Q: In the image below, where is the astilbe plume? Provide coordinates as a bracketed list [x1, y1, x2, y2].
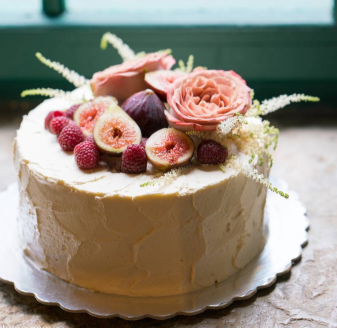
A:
[140, 166, 189, 187]
[100, 32, 136, 62]
[176, 55, 194, 73]
[35, 52, 88, 87]
[246, 94, 320, 117]
[21, 88, 81, 103]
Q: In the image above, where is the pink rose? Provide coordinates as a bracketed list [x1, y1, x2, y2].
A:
[91, 52, 175, 103]
[165, 70, 252, 131]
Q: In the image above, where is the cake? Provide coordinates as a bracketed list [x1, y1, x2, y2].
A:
[14, 33, 318, 297]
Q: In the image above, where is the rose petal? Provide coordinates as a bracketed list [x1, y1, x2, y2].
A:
[166, 69, 251, 131]
[91, 52, 175, 103]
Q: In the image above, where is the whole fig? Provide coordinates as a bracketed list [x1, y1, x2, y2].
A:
[121, 89, 168, 138]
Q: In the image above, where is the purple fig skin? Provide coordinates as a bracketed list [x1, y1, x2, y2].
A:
[121, 89, 168, 138]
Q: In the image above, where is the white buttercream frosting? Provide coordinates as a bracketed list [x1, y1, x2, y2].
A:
[14, 87, 269, 297]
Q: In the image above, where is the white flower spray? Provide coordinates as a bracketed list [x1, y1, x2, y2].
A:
[247, 94, 319, 117]
[35, 52, 88, 87]
[100, 32, 136, 62]
[140, 166, 189, 187]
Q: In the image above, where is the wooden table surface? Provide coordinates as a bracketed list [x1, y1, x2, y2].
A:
[0, 116, 336, 328]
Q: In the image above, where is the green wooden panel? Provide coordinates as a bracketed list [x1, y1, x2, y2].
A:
[0, 26, 337, 102]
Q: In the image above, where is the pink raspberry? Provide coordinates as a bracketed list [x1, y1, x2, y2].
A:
[49, 116, 71, 135]
[64, 104, 81, 120]
[197, 140, 228, 165]
[58, 124, 85, 151]
[121, 144, 147, 174]
[140, 137, 148, 148]
[74, 141, 100, 170]
[85, 135, 96, 145]
[44, 110, 64, 130]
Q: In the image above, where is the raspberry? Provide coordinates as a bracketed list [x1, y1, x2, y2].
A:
[58, 124, 85, 151]
[64, 104, 81, 120]
[197, 140, 228, 165]
[140, 137, 148, 148]
[121, 144, 147, 174]
[49, 116, 71, 135]
[44, 110, 64, 130]
[85, 135, 96, 145]
[74, 141, 100, 170]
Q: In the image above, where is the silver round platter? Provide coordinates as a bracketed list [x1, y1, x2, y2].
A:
[0, 178, 308, 320]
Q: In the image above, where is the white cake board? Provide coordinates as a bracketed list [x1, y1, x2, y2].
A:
[0, 179, 308, 320]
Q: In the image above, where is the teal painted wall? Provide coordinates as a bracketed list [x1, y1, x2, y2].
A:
[0, 26, 337, 102]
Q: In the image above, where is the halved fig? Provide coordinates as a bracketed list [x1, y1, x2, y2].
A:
[93, 105, 142, 156]
[74, 96, 117, 136]
[144, 70, 184, 101]
[145, 128, 194, 171]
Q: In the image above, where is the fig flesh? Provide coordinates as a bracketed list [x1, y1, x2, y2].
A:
[121, 89, 168, 138]
[144, 70, 184, 101]
[93, 105, 142, 156]
[74, 96, 117, 136]
[145, 128, 194, 171]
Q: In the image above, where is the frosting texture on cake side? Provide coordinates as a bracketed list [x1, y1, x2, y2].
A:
[14, 94, 269, 297]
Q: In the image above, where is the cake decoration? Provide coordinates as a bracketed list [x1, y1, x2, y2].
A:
[144, 70, 185, 101]
[21, 32, 319, 199]
[121, 89, 168, 137]
[120, 144, 148, 174]
[64, 103, 81, 119]
[74, 140, 100, 170]
[92, 33, 175, 103]
[49, 116, 71, 135]
[44, 110, 64, 130]
[197, 140, 229, 165]
[145, 128, 195, 171]
[165, 69, 252, 131]
[74, 96, 117, 136]
[58, 124, 85, 151]
[92, 105, 142, 156]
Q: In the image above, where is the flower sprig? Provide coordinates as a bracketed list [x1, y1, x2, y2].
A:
[20, 88, 82, 103]
[100, 32, 173, 64]
[21, 88, 67, 98]
[140, 166, 188, 187]
[241, 163, 289, 198]
[35, 53, 88, 88]
[247, 94, 319, 117]
[100, 32, 136, 62]
[187, 113, 248, 148]
[225, 157, 288, 198]
[157, 49, 173, 56]
[219, 163, 226, 173]
[233, 119, 279, 168]
[176, 55, 194, 73]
